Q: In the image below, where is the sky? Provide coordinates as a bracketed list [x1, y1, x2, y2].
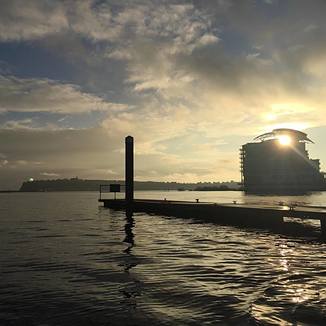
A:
[1, 0, 326, 189]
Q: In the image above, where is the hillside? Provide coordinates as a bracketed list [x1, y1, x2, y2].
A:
[19, 178, 241, 192]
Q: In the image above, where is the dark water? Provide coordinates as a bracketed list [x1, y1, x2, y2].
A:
[1, 191, 326, 325]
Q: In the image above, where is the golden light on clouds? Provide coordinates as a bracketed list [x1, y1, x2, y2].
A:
[263, 102, 315, 132]
[267, 122, 310, 133]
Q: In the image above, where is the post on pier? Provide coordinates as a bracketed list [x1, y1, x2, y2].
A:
[321, 218, 326, 240]
[125, 136, 134, 210]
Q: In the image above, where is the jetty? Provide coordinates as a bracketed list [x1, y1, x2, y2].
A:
[99, 198, 326, 239]
[99, 136, 326, 240]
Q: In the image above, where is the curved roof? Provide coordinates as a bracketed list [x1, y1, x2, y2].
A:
[254, 128, 314, 143]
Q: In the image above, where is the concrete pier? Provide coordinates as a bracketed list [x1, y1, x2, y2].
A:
[99, 198, 326, 239]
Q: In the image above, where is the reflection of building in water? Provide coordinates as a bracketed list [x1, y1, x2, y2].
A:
[240, 129, 325, 193]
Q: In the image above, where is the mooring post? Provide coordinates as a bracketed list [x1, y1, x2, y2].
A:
[321, 218, 326, 240]
[125, 136, 134, 209]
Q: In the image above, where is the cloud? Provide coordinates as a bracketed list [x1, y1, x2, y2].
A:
[40, 172, 60, 177]
[104, 1, 326, 137]
[0, 75, 126, 114]
[0, 0, 68, 41]
[106, 3, 220, 93]
[0, 127, 124, 188]
[2, 0, 326, 187]
[0, 124, 242, 189]
[0, 1, 218, 44]
[0, 0, 116, 42]
[2, 119, 35, 129]
[0, 159, 8, 167]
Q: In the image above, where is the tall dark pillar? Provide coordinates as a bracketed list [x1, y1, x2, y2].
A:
[321, 218, 326, 241]
[125, 136, 134, 207]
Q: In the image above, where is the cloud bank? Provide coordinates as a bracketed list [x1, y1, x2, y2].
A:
[2, 0, 326, 188]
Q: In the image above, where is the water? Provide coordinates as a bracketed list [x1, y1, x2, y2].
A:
[1, 191, 326, 325]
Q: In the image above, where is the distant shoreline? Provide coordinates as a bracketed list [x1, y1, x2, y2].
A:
[17, 178, 241, 192]
[1, 189, 242, 193]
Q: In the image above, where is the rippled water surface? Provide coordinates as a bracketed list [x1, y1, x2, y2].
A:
[1, 191, 326, 325]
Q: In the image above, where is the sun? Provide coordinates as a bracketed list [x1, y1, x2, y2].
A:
[278, 135, 292, 146]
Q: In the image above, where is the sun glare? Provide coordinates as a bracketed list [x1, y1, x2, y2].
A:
[278, 135, 292, 146]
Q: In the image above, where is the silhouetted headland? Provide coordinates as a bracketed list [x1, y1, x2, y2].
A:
[195, 185, 233, 191]
[19, 178, 241, 192]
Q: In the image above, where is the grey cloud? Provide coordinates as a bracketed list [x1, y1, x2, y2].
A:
[0, 159, 8, 167]
[0, 0, 68, 41]
[0, 0, 121, 41]
[0, 75, 126, 114]
[0, 124, 240, 189]
[0, 127, 120, 157]
[0, 0, 214, 42]
[0, 127, 124, 188]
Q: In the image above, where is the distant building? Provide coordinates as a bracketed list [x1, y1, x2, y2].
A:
[240, 129, 325, 193]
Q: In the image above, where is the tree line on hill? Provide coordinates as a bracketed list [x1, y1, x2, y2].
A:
[19, 178, 241, 192]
